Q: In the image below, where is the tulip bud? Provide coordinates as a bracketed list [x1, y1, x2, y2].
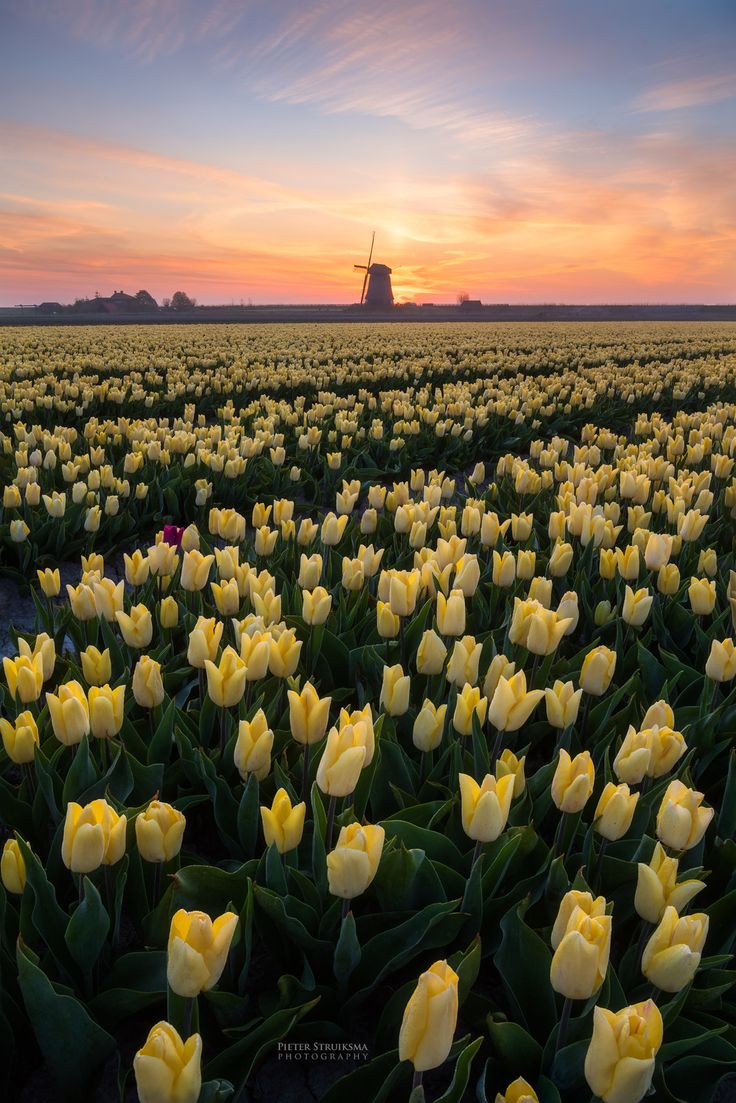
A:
[446, 635, 482, 687]
[594, 782, 639, 841]
[641, 905, 708, 993]
[398, 960, 459, 1073]
[167, 908, 238, 997]
[88, 684, 125, 739]
[551, 749, 595, 813]
[136, 800, 186, 863]
[489, 671, 543, 733]
[579, 645, 616, 696]
[132, 655, 165, 709]
[551, 890, 607, 949]
[1, 838, 26, 894]
[180, 549, 214, 592]
[584, 1000, 663, 1103]
[452, 682, 488, 736]
[62, 798, 127, 873]
[436, 588, 466, 636]
[327, 822, 384, 899]
[260, 789, 306, 854]
[613, 723, 685, 784]
[316, 713, 370, 796]
[234, 709, 274, 780]
[287, 681, 331, 745]
[459, 772, 514, 842]
[268, 628, 302, 678]
[37, 567, 61, 597]
[80, 645, 112, 686]
[622, 585, 653, 628]
[380, 663, 411, 716]
[705, 637, 736, 682]
[550, 902, 611, 1000]
[635, 842, 705, 924]
[416, 629, 447, 675]
[116, 605, 154, 649]
[205, 645, 247, 707]
[544, 679, 582, 729]
[494, 1078, 539, 1103]
[303, 586, 332, 625]
[47, 679, 90, 745]
[656, 779, 714, 851]
[187, 617, 223, 669]
[688, 576, 716, 615]
[413, 699, 447, 752]
[0, 710, 39, 763]
[3, 654, 44, 704]
[134, 1022, 201, 1103]
[495, 749, 526, 797]
[160, 595, 179, 629]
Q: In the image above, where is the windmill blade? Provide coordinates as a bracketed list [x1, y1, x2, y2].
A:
[354, 265, 368, 271]
[366, 230, 375, 269]
[360, 231, 375, 304]
[360, 269, 370, 305]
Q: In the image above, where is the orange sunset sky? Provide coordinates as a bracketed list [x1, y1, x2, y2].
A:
[1, 0, 735, 305]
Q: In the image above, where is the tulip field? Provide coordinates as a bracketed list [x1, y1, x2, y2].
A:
[1, 320, 736, 1103]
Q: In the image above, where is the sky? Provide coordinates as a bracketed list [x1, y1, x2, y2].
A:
[0, 0, 735, 305]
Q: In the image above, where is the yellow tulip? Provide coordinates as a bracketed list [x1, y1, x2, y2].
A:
[584, 1000, 663, 1103]
[551, 890, 607, 949]
[287, 681, 331, 745]
[492, 550, 516, 587]
[657, 563, 680, 595]
[380, 663, 411, 716]
[622, 585, 653, 628]
[124, 549, 150, 587]
[416, 629, 447, 675]
[268, 628, 302, 678]
[205, 646, 247, 707]
[321, 512, 348, 545]
[327, 822, 385, 899]
[1, 838, 26, 894]
[550, 902, 611, 999]
[452, 683, 488, 736]
[37, 567, 61, 597]
[133, 1021, 202, 1103]
[187, 617, 223, 669]
[47, 679, 90, 745]
[80, 645, 112, 686]
[398, 960, 459, 1073]
[642, 905, 708, 993]
[167, 908, 238, 997]
[495, 749, 526, 797]
[494, 1077, 539, 1103]
[316, 714, 371, 797]
[180, 549, 214, 592]
[594, 782, 639, 841]
[459, 772, 514, 842]
[303, 586, 332, 625]
[436, 588, 466, 636]
[656, 780, 714, 851]
[551, 749, 595, 813]
[298, 553, 322, 589]
[635, 842, 706, 924]
[116, 604, 154, 649]
[88, 684, 125, 739]
[446, 635, 482, 687]
[261, 789, 306, 854]
[412, 699, 446, 752]
[579, 645, 616, 696]
[92, 577, 124, 621]
[136, 800, 186, 863]
[3, 653, 43, 703]
[132, 655, 165, 709]
[705, 638, 736, 682]
[62, 798, 127, 873]
[0, 710, 39, 763]
[613, 724, 685, 784]
[688, 576, 716, 615]
[545, 679, 582, 729]
[234, 709, 274, 780]
[160, 595, 179, 628]
[488, 670, 543, 733]
[388, 569, 420, 617]
[644, 532, 672, 570]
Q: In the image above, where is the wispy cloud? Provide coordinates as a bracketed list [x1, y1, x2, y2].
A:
[633, 71, 736, 112]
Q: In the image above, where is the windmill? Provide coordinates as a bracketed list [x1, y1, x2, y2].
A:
[354, 232, 394, 309]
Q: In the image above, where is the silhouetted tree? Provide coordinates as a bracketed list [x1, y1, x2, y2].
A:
[171, 291, 196, 311]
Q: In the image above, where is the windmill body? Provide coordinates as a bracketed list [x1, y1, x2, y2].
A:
[354, 233, 395, 309]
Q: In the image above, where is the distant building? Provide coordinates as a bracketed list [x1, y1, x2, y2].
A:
[459, 299, 483, 310]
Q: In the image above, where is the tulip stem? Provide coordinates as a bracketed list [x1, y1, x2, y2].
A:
[490, 728, 505, 771]
[399, 617, 406, 668]
[710, 682, 719, 712]
[326, 795, 337, 850]
[152, 861, 162, 906]
[591, 837, 608, 887]
[181, 996, 194, 1039]
[555, 996, 573, 1055]
[341, 897, 351, 921]
[552, 812, 566, 859]
[412, 1070, 423, 1091]
[78, 874, 85, 904]
[301, 742, 311, 802]
[22, 762, 36, 800]
[461, 840, 483, 913]
[219, 708, 228, 754]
